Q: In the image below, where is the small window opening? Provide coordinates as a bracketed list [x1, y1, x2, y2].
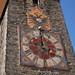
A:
[33, 0, 39, 4]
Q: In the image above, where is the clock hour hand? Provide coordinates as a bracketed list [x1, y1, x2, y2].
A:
[38, 26, 44, 47]
[38, 26, 50, 53]
[38, 26, 53, 54]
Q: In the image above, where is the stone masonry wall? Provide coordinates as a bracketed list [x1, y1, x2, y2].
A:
[0, 8, 7, 75]
[6, 0, 75, 75]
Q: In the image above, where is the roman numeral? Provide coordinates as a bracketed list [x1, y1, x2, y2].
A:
[27, 36, 31, 40]
[44, 59, 48, 66]
[53, 41, 58, 44]
[51, 59, 57, 65]
[55, 54, 62, 59]
[23, 43, 28, 46]
[48, 35, 51, 39]
[25, 50, 31, 54]
[26, 50, 32, 56]
[48, 35, 57, 43]
[33, 56, 38, 63]
[57, 48, 62, 51]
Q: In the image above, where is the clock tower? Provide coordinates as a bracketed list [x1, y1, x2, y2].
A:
[0, 0, 75, 75]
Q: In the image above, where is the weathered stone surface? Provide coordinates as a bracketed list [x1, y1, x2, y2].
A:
[0, 8, 7, 75]
[0, 0, 75, 75]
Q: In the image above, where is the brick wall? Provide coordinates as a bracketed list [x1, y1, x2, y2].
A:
[5, 0, 75, 75]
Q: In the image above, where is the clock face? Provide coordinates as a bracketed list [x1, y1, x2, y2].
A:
[20, 30, 68, 70]
[27, 8, 51, 30]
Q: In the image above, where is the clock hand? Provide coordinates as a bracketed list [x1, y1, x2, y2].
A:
[38, 26, 44, 47]
[38, 26, 51, 53]
[38, 26, 54, 56]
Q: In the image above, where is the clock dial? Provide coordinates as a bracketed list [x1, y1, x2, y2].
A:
[27, 8, 51, 30]
[20, 30, 67, 69]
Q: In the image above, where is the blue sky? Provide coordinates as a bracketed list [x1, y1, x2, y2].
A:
[60, 0, 75, 55]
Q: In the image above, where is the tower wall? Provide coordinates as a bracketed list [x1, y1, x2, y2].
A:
[5, 0, 75, 75]
[0, 9, 7, 75]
